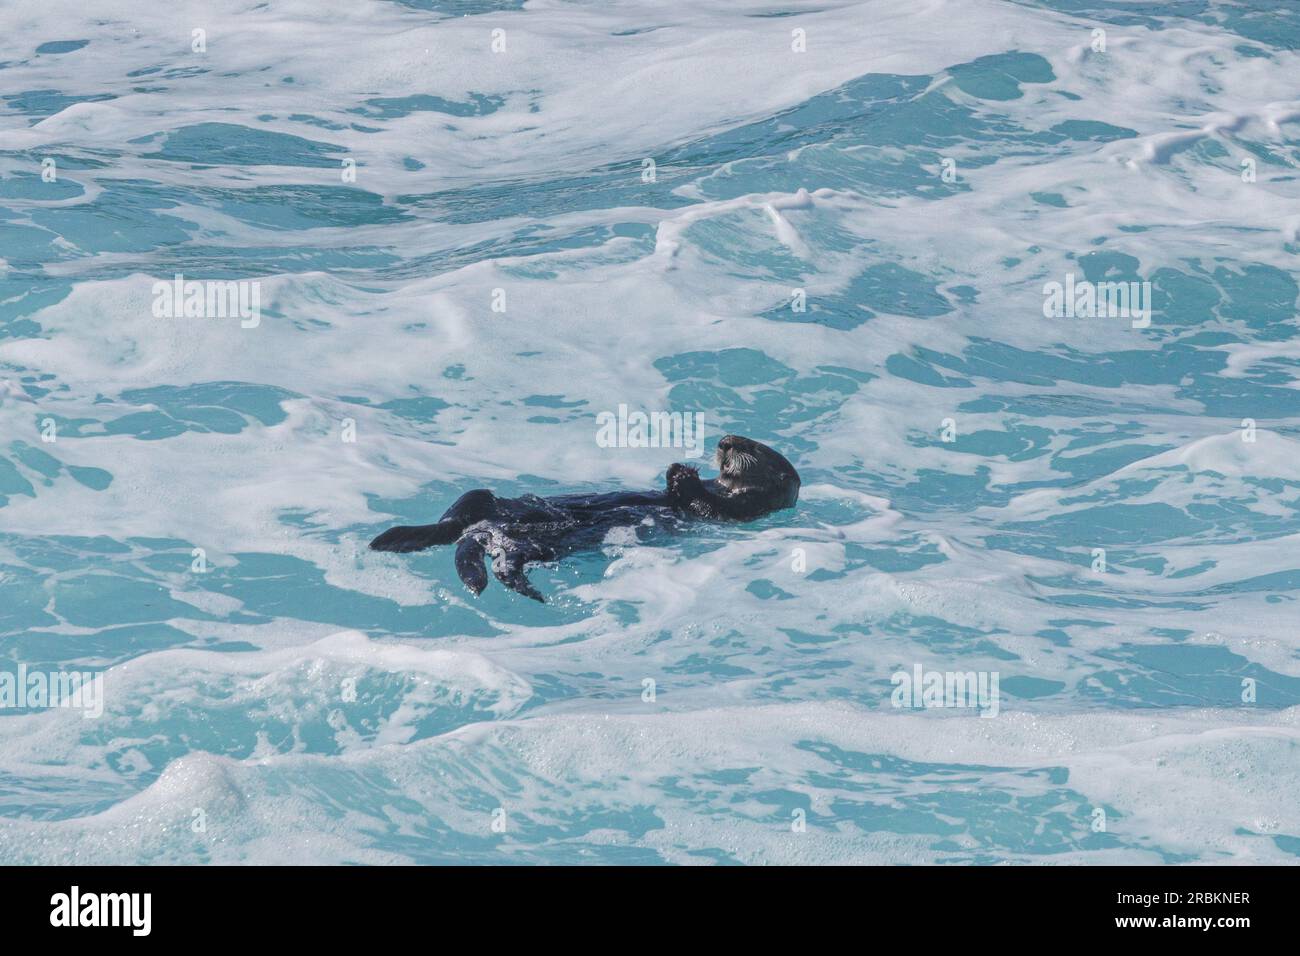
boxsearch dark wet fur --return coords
[369,435,800,602]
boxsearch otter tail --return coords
[369,520,461,552]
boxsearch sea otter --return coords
[369,434,800,602]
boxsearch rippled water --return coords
[2,0,1299,864]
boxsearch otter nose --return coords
[718,436,736,451]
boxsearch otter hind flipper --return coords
[454,534,490,595]
[370,520,461,553]
[453,528,546,601]
[491,551,546,603]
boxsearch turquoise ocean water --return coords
[1,0,1299,863]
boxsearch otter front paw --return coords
[667,463,704,503]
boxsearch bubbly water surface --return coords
[1,0,1299,864]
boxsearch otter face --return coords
[715,434,801,507]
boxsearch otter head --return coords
[715,434,800,508]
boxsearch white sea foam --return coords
[2,702,1296,864]
[2,0,1298,863]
